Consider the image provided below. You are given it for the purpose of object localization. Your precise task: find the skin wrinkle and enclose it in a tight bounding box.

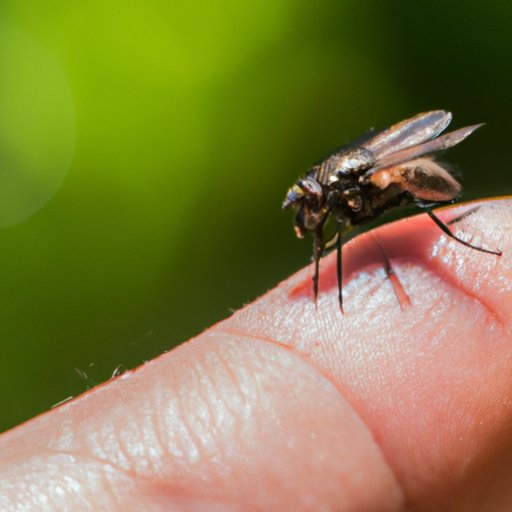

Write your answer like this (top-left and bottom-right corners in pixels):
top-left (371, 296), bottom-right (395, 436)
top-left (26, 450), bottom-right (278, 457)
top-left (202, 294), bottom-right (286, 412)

top-left (428, 399), bottom-right (510, 509)
top-left (164, 369), bottom-right (198, 468)
top-left (394, 255), bottom-right (505, 335)
top-left (160, 396), bottom-right (185, 465)
top-left (191, 368), bottom-right (218, 452)
top-left (425, 241), bottom-right (507, 330)
top-left (172, 347), bottom-right (251, 478)
top-left (3, 454), bottom-right (128, 512)
top-left (94, 465), bottom-right (123, 512)
top-left (213, 346), bottom-right (256, 433)
top-left (455, 408), bottom-right (487, 479)
top-left (118, 411), bottom-right (146, 471)
top-left (343, 269), bottom-right (389, 312)
top-left (215, 326), bottom-right (404, 497)
top-left (96, 418), bottom-right (133, 472)
top-left (136, 405), bottom-right (163, 474)
top-left (48, 416), bottom-right (133, 476)
top-left (201, 351), bottom-right (245, 466)
top-left (39, 429), bottom-right (145, 506)
top-left (142, 392), bottom-right (166, 473)
top-left (174, 366), bottom-right (209, 469)
top-left (41, 449), bottom-right (130, 479)
top-left (209, 346), bottom-right (248, 423)
top-left (437, 203), bottom-right (509, 303)
top-left (210, 356), bottom-right (240, 456)
top-left (33, 358), bottom-right (260, 506)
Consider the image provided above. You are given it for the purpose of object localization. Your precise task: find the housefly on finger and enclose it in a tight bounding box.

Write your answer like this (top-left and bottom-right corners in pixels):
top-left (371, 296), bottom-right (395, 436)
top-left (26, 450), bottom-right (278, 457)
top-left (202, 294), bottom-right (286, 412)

top-left (282, 110), bottom-right (501, 311)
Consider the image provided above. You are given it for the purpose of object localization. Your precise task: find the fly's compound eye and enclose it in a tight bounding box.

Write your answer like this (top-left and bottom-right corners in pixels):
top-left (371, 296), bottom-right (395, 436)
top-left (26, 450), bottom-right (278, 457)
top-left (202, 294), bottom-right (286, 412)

top-left (298, 178), bottom-right (323, 203)
top-left (282, 184), bottom-right (304, 209)
top-left (283, 178), bottom-right (323, 209)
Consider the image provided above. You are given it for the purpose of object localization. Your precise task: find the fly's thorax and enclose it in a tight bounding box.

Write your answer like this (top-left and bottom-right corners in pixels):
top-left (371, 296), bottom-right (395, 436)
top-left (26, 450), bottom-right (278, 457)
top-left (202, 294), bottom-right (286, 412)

top-left (323, 147), bottom-right (375, 185)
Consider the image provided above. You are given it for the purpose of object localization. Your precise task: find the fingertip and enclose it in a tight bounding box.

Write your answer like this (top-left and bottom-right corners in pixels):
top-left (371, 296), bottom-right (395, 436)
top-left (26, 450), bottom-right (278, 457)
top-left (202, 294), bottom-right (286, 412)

top-left (227, 197), bottom-right (512, 508)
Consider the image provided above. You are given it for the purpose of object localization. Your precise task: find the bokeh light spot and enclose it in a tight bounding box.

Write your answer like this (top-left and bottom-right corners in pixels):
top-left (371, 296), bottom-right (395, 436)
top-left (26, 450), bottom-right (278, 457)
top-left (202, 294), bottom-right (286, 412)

top-left (0, 23), bottom-right (75, 227)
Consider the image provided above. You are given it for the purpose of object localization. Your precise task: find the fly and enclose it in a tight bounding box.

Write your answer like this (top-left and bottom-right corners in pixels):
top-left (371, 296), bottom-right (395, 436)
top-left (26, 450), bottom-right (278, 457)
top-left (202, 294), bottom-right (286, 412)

top-left (283, 110), bottom-right (501, 310)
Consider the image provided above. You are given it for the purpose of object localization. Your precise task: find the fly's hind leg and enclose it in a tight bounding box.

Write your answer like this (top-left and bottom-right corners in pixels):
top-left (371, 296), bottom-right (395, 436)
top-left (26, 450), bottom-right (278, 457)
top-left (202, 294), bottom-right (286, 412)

top-left (418, 202), bottom-right (501, 256)
top-left (371, 232), bottom-right (411, 309)
top-left (446, 205), bottom-right (480, 226)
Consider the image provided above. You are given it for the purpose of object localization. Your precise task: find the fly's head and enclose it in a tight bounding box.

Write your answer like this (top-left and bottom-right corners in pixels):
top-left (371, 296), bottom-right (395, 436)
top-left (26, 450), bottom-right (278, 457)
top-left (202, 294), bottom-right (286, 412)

top-left (283, 177), bottom-right (327, 238)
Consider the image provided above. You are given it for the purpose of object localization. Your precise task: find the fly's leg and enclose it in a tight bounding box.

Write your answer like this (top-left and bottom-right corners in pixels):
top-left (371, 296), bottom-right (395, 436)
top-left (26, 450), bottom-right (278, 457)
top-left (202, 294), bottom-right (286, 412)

top-left (312, 227), bottom-right (324, 306)
top-left (322, 231), bottom-right (339, 253)
top-left (336, 226), bottom-right (343, 312)
top-left (317, 227), bottom-right (343, 311)
top-left (446, 205), bottom-right (480, 226)
top-left (371, 232), bottom-right (411, 309)
top-left (419, 203), bottom-right (501, 256)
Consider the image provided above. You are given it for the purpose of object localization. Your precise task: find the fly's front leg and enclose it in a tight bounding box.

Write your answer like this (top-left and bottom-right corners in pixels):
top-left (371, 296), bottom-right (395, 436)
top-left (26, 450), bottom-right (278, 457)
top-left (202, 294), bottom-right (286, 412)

top-left (312, 227), bottom-right (324, 306)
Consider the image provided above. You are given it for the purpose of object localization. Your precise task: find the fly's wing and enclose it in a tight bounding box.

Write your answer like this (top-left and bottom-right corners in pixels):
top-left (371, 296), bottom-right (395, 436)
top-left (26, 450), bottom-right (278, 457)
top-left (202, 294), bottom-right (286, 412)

top-left (362, 110), bottom-right (452, 159)
top-left (312, 127), bottom-right (378, 168)
top-left (373, 123), bottom-right (483, 169)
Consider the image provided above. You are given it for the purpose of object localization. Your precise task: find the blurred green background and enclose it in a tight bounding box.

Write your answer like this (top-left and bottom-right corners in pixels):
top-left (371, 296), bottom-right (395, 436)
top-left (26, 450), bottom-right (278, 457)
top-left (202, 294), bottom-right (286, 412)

top-left (1, 1), bottom-right (511, 432)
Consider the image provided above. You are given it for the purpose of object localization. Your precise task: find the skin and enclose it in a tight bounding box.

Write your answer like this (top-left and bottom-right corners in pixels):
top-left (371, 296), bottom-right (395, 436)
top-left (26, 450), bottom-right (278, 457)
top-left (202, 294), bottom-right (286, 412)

top-left (1, 198), bottom-right (512, 512)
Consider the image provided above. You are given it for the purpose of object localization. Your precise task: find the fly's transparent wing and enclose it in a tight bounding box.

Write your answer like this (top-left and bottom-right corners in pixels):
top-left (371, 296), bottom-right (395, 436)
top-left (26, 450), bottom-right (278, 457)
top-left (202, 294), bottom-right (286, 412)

top-left (373, 123), bottom-right (483, 169)
top-left (363, 110), bottom-right (452, 159)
